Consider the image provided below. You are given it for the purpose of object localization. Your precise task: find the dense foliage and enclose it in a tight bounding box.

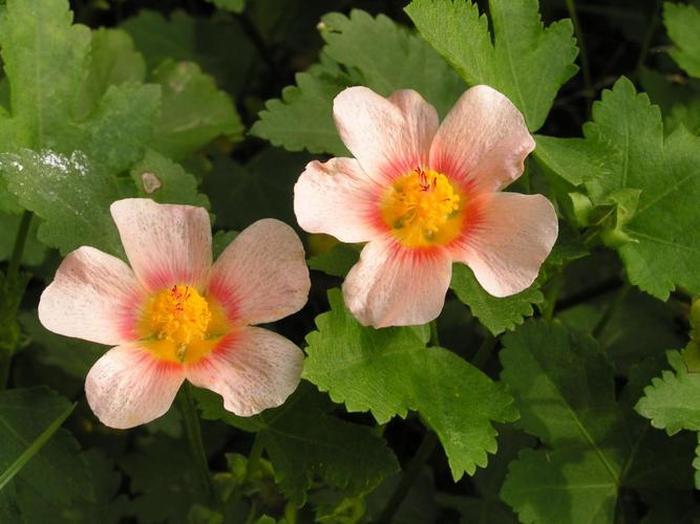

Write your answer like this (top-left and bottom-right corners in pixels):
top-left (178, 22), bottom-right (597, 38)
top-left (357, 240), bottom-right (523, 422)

top-left (1, 0), bottom-right (700, 522)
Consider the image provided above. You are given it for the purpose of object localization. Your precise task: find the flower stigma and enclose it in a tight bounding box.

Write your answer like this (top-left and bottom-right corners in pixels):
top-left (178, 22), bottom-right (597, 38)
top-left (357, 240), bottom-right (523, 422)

top-left (380, 168), bottom-right (464, 248)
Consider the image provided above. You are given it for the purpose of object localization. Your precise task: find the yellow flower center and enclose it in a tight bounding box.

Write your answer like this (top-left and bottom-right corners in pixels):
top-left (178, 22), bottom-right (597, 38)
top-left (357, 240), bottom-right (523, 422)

top-left (380, 168), bottom-right (464, 248)
top-left (140, 284), bottom-right (228, 364)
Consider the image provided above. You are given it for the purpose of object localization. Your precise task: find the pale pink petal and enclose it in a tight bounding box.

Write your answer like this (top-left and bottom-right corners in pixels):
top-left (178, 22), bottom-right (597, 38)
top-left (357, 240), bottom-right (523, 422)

top-left (186, 327), bottom-right (303, 417)
top-left (429, 85), bottom-right (535, 193)
top-left (342, 238), bottom-right (452, 328)
top-left (333, 87), bottom-right (438, 180)
top-left (452, 192), bottom-right (558, 297)
top-left (208, 219), bottom-right (310, 325)
top-left (85, 345), bottom-right (185, 429)
top-left (294, 157), bottom-right (383, 242)
top-left (38, 246), bottom-right (145, 345)
top-left (110, 198), bottom-right (212, 292)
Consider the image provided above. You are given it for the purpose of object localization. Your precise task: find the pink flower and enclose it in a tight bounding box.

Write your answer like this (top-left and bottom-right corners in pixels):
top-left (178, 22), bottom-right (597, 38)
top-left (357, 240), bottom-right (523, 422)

top-left (39, 199), bottom-right (310, 429)
top-left (294, 86), bottom-right (557, 328)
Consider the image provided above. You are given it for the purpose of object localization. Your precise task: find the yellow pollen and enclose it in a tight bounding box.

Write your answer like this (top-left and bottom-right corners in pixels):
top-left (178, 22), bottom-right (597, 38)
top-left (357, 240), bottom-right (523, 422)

top-left (146, 285), bottom-right (211, 347)
top-left (381, 168), bottom-right (464, 248)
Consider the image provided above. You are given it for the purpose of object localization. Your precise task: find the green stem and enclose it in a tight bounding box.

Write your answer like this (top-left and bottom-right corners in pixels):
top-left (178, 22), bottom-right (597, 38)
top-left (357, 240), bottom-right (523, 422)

top-left (245, 434), bottom-right (264, 483)
top-left (7, 211), bottom-right (32, 283)
top-left (592, 283), bottom-right (630, 339)
top-left (565, 0), bottom-right (593, 113)
top-left (472, 333), bottom-right (497, 370)
top-left (542, 272), bottom-right (565, 321)
top-left (178, 383), bottom-right (215, 503)
top-left (376, 431), bottom-right (439, 524)
top-left (635, 0), bottom-right (663, 75)
top-left (428, 320), bottom-right (440, 347)
top-left (0, 400), bottom-right (76, 490)
top-left (0, 211), bottom-right (33, 389)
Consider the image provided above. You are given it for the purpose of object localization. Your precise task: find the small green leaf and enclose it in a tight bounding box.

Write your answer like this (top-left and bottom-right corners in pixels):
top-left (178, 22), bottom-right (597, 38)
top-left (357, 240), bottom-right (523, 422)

top-left (303, 289), bottom-right (517, 480)
top-left (405, 0), bottom-right (578, 131)
top-left (636, 350), bottom-right (700, 435)
top-left (252, 10), bottom-right (465, 154)
top-left (206, 0), bottom-right (246, 13)
top-left (664, 2), bottom-right (700, 78)
top-left (130, 149), bottom-right (209, 207)
top-left (307, 244), bottom-right (360, 278)
top-left (450, 264), bottom-right (544, 336)
top-left (150, 60), bottom-right (243, 161)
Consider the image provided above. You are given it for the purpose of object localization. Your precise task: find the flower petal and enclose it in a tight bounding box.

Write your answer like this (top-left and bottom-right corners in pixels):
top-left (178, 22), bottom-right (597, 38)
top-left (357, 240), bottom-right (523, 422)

top-left (294, 157), bottom-right (383, 242)
top-left (333, 87), bottom-right (438, 180)
top-left (38, 246), bottom-right (145, 345)
top-left (342, 238), bottom-right (452, 328)
top-left (208, 219), bottom-right (310, 325)
top-left (85, 345), bottom-right (185, 429)
top-left (186, 327), bottom-right (303, 417)
top-left (452, 192), bottom-right (558, 297)
top-left (429, 85), bottom-right (535, 193)
top-left (110, 198), bottom-right (212, 292)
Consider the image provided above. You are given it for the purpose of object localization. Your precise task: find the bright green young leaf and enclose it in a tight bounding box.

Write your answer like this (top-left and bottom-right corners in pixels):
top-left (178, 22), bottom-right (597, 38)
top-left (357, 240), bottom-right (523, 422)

top-left (196, 383), bottom-right (399, 505)
top-left (0, 150), bottom-right (123, 256)
top-left (405, 0), bottom-right (578, 131)
top-left (149, 60), bottom-right (243, 161)
top-left (664, 2), bottom-right (700, 78)
top-left (0, 387), bottom-right (93, 519)
top-left (636, 350), bottom-right (700, 435)
top-left (450, 264), bottom-right (544, 336)
top-left (0, 0), bottom-right (159, 165)
top-left (251, 10), bottom-right (465, 154)
top-left (77, 28), bottom-right (147, 116)
top-left (131, 149), bottom-right (209, 207)
top-left (535, 77), bottom-right (700, 299)
top-left (303, 289), bottom-right (518, 480)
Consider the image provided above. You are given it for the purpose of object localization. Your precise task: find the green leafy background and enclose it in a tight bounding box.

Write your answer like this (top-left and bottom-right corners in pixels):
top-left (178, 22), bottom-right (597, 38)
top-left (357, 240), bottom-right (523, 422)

top-left (1, 0), bottom-right (700, 523)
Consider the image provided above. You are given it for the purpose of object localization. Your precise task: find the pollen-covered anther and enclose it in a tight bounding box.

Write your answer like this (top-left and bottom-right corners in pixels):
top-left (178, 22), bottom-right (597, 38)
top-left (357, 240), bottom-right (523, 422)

top-left (146, 284), bottom-right (211, 346)
top-left (381, 168), bottom-right (463, 248)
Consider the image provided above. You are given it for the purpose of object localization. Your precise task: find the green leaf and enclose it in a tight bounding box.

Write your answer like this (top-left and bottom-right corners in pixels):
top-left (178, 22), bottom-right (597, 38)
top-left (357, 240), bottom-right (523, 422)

top-left (0, 387), bottom-right (93, 519)
top-left (664, 2), bottom-right (700, 78)
top-left (636, 350), bottom-right (700, 435)
top-left (0, 0), bottom-right (91, 150)
top-left (535, 77), bottom-right (700, 299)
top-left (196, 383), bottom-right (399, 505)
top-left (149, 60), bottom-right (243, 161)
top-left (130, 149), bottom-right (209, 207)
top-left (0, 150), bottom-right (124, 256)
top-left (450, 264), bottom-right (544, 336)
top-left (20, 311), bottom-right (103, 380)
top-left (405, 0), bottom-right (578, 131)
top-left (0, 213), bottom-right (47, 266)
top-left (251, 67), bottom-right (349, 155)
top-left (77, 28), bottom-right (147, 116)
top-left (303, 289), bottom-right (518, 480)
top-left (252, 10), bottom-right (465, 154)
top-left (502, 448), bottom-right (617, 524)
top-left (206, 0), bottom-right (246, 13)
top-left (499, 320), bottom-right (627, 524)
top-left (307, 243), bottom-right (360, 278)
